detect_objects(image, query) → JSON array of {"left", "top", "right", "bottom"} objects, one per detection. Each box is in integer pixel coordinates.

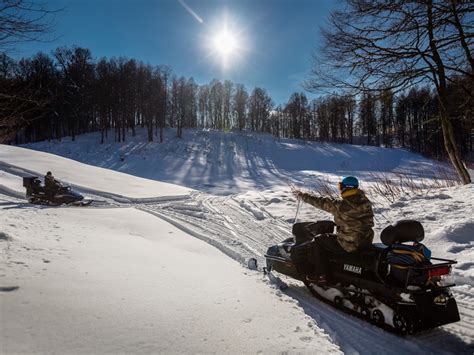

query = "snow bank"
[{"left": 0, "top": 170, "right": 25, "bottom": 200}]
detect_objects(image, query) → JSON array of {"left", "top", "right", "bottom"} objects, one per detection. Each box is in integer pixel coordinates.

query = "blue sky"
[{"left": 14, "top": 0, "right": 336, "bottom": 105}]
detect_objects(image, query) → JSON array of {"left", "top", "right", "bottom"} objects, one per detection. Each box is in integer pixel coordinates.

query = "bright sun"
[
  {"left": 206, "top": 17, "right": 247, "bottom": 70},
  {"left": 213, "top": 30, "right": 237, "bottom": 56}
]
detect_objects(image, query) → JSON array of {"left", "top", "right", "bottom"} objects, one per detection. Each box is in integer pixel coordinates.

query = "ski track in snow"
[{"left": 1, "top": 168, "right": 473, "bottom": 353}]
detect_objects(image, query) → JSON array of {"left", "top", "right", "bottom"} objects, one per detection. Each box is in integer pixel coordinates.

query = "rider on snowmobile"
[
  {"left": 291, "top": 176, "right": 374, "bottom": 283},
  {"left": 44, "top": 171, "right": 62, "bottom": 196}
]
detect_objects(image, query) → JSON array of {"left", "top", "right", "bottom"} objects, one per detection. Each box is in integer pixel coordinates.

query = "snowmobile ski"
[
  {"left": 247, "top": 257, "right": 288, "bottom": 290},
  {"left": 247, "top": 257, "right": 258, "bottom": 270}
]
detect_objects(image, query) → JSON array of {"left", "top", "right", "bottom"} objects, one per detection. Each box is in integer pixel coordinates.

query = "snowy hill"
[
  {"left": 1, "top": 129, "right": 473, "bottom": 353},
  {"left": 0, "top": 144, "right": 192, "bottom": 199},
  {"left": 21, "top": 128, "right": 450, "bottom": 194}
]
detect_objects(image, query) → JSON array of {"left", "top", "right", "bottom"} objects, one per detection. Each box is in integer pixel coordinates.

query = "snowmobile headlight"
[{"left": 433, "top": 294, "right": 449, "bottom": 305}]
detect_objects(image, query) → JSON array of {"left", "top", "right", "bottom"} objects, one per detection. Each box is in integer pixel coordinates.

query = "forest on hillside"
[
  {"left": 0, "top": 0, "right": 472, "bottom": 183},
  {"left": 1, "top": 48, "right": 472, "bottom": 161}
]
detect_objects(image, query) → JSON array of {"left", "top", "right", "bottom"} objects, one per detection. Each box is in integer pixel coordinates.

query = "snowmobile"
[
  {"left": 23, "top": 176, "right": 90, "bottom": 206},
  {"left": 264, "top": 220, "right": 460, "bottom": 335}
]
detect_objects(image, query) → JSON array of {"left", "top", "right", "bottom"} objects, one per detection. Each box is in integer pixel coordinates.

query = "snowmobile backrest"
[
  {"left": 23, "top": 176, "right": 40, "bottom": 188},
  {"left": 381, "top": 220, "right": 424, "bottom": 246},
  {"left": 23, "top": 176, "right": 43, "bottom": 195},
  {"left": 23, "top": 176, "right": 41, "bottom": 189}
]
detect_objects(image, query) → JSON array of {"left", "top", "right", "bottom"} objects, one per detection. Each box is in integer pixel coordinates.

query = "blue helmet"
[{"left": 341, "top": 176, "right": 359, "bottom": 189}]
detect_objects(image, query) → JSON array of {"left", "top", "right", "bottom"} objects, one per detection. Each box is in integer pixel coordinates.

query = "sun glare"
[
  {"left": 213, "top": 30, "right": 237, "bottom": 56},
  {"left": 206, "top": 20, "right": 246, "bottom": 70},
  {"left": 203, "top": 14, "right": 248, "bottom": 70}
]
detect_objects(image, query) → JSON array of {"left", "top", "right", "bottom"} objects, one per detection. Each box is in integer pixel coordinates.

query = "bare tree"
[
  {"left": 286, "top": 93, "right": 307, "bottom": 139},
  {"left": 156, "top": 66, "right": 170, "bottom": 143},
  {"left": 198, "top": 84, "right": 209, "bottom": 128},
  {"left": 222, "top": 80, "right": 233, "bottom": 130},
  {"left": 307, "top": 0, "right": 473, "bottom": 183},
  {"left": 0, "top": 0, "right": 57, "bottom": 142},
  {"left": 232, "top": 83, "right": 247, "bottom": 131},
  {"left": 0, "top": 0, "right": 57, "bottom": 50},
  {"left": 248, "top": 87, "right": 272, "bottom": 132}
]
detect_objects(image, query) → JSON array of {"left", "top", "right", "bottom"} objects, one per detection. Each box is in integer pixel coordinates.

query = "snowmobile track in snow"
[{"left": 139, "top": 192, "right": 293, "bottom": 267}]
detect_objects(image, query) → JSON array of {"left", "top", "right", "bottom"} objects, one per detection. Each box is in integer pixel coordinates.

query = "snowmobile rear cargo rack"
[{"left": 386, "top": 257, "right": 457, "bottom": 290}]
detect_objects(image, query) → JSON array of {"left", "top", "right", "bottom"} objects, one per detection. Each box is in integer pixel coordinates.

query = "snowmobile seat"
[
  {"left": 292, "top": 220, "right": 335, "bottom": 245},
  {"left": 381, "top": 220, "right": 424, "bottom": 246}
]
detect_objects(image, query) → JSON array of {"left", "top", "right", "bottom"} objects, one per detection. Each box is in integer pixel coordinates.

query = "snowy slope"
[
  {"left": 21, "top": 128, "right": 453, "bottom": 195},
  {"left": 1, "top": 130, "right": 474, "bottom": 353},
  {"left": 0, "top": 144, "right": 192, "bottom": 199}
]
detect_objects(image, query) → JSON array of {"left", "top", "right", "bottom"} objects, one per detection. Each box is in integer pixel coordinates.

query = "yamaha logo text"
[{"left": 343, "top": 264, "right": 362, "bottom": 274}]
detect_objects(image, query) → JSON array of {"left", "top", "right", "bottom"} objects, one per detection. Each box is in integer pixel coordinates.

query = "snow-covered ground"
[
  {"left": 1, "top": 128, "right": 473, "bottom": 354},
  {"left": 1, "top": 206, "right": 340, "bottom": 354}
]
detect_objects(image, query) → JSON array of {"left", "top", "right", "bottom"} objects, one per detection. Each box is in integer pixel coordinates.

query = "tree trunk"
[
  {"left": 440, "top": 112, "right": 471, "bottom": 184},
  {"left": 427, "top": 0, "right": 471, "bottom": 184}
]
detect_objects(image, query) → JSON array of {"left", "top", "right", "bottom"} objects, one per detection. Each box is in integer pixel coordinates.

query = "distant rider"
[
  {"left": 291, "top": 176, "right": 374, "bottom": 284},
  {"left": 44, "top": 171, "right": 62, "bottom": 196}
]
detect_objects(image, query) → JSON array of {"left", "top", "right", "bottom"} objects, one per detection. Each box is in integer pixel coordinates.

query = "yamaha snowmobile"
[
  {"left": 264, "top": 220, "right": 460, "bottom": 335},
  {"left": 23, "top": 176, "right": 90, "bottom": 206}
]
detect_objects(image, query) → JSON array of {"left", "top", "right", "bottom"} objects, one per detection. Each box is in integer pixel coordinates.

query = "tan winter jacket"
[{"left": 300, "top": 189, "right": 374, "bottom": 252}]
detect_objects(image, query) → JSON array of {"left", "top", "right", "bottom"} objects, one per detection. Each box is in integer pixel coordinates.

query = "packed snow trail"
[
  {"left": 136, "top": 193, "right": 291, "bottom": 268},
  {"left": 0, "top": 159, "right": 190, "bottom": 209}
]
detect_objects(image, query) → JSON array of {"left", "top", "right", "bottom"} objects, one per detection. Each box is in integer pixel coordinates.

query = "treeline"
[
  {"left": 0, "top": 47, "right": 472, "bottom": 159},
  {"left": 0, "top": 48, "right": 273, "bottom": 144},
  {"left": 307, "top": 0, "right": 473, "bottom": 183},
  {"left": 271, "top": 84, "right": 472, "bottom": 159}
]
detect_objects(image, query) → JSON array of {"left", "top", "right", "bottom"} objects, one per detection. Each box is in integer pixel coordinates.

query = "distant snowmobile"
[
  {"left": 23, "top": 176, "right": 91, "bottom": 206},
  {"left": 263, "top": 220, "right": 460, "bottom": 335}
]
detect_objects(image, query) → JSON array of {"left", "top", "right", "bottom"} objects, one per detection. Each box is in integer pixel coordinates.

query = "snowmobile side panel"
[{"left": 265, "top": 255, "right": 304, "bottom": 281}]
